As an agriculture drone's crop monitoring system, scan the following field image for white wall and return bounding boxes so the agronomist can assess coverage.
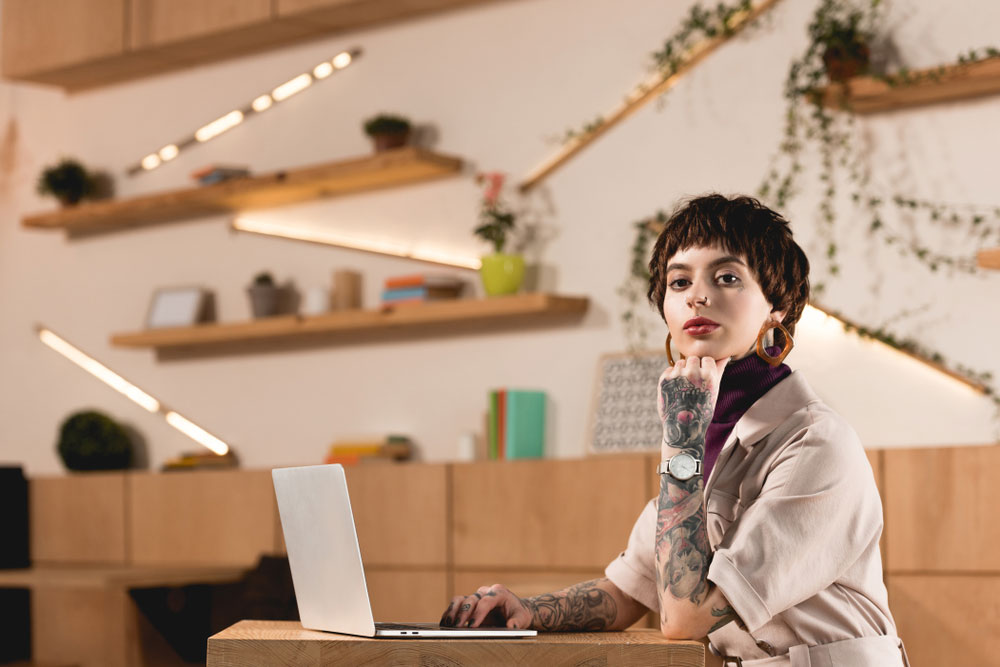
[1,0,998,475]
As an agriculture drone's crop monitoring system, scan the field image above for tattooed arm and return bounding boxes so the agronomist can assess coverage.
[656,356,744,639]
[441,578,647,631]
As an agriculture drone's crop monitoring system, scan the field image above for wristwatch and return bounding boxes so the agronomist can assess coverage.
[658,453,702,481]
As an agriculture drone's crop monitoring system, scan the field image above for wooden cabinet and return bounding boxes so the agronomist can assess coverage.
[1,0,513,91]
[1,0,126,78]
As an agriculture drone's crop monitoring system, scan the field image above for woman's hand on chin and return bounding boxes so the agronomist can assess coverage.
[657,356,730,449]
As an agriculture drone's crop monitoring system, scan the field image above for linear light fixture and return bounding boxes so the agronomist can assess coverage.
[231,216,482,270]
[37,326,230,455]
[127,48,361,176]
[801,304,987,395]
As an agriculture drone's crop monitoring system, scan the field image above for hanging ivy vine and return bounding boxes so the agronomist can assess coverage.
[554,0,754,145]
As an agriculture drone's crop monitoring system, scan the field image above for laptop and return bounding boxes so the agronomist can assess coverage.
[272,463,536,638]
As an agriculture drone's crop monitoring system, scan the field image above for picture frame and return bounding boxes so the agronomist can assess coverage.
[146,287,210,329]
[587,350,669,455]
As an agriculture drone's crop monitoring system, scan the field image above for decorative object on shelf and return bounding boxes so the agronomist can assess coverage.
[146,287,211,329]
[331,269,362,310]
[814,0,873,82]
[247,272,281,318]
[363,113,412,152]
[381,273,464,307]
[36,158,109,207]
[487,389,546,460]
[38,326,232,455]
[127,48,361,175]
[474,172,525,296]
[57,410,134,471]
[588,352,668,455]
[301,286,330,316]
[324,435,413,465]
[191,164,250,186]
[520,0,779,192]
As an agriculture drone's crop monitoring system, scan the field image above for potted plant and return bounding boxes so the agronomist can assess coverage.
[247,271,280,318]
[37,158,97,207]
[473,172,524,296]
[811,0,875,82]
[363,114,412,152]
[57,410,133,471]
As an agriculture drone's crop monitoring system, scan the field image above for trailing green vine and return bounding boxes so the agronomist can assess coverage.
[757,0,1000,288]
[554,0,753,145]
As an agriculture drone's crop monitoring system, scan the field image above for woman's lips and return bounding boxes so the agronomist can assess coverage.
[683,317,719,336]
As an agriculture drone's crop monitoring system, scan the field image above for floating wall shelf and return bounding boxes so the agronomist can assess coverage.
[22,147,463,235]
[819,56,1000,114]
[111,293,590,353]
[978,248,1000,270]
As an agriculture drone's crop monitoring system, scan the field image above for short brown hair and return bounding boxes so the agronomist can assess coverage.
[647,194,810,336]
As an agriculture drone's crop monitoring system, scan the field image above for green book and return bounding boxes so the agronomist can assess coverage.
[504,390,546,459]
[487,390,499,460]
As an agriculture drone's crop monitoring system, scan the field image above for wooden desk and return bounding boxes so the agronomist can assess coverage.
[207,620,705,666]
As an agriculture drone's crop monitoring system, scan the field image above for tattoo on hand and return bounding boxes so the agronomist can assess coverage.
[708,605,739,634]
[660,377,713,453]
[524,578,617,631]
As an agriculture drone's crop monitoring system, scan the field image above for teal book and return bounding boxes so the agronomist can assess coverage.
[504,390,546,459]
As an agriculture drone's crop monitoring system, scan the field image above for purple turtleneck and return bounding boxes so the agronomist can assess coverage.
[703,348,791,484]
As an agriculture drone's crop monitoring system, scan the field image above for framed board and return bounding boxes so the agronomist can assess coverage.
[587,351,669,454]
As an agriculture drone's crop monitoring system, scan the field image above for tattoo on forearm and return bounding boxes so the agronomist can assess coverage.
[657,377,714,617]
[523,578,618,631]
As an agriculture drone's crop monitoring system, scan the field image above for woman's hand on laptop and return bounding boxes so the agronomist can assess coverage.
[440,583,532,629]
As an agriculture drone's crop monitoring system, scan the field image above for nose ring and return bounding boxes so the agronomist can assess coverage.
[691,295,710,307]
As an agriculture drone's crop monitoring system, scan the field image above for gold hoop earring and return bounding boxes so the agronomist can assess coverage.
[665,333,685,365]
[756,320,794,367]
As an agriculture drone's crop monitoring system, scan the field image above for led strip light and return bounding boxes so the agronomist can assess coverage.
[126,48,361,176]
[38,326,230,455]
[232,216,482,270]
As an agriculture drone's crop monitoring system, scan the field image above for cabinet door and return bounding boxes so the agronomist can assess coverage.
[130,0,272,48]
[1,0,126,78]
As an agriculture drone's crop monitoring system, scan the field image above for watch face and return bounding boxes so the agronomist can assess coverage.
[669,453,697,480]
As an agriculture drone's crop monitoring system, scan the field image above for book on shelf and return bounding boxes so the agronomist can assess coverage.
[381,285,464,304]
[323,435,413,465]
[162,450,238,471]
[190,164,250,185]
[486,389,546,460]
[384,273,465,290]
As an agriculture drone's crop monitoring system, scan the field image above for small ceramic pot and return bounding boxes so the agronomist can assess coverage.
[479,253,525,296]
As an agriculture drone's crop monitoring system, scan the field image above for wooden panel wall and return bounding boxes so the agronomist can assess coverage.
[451,455,653,570]
[30,472,128,564]
[128,469,278,566]
[883,444,1000,667]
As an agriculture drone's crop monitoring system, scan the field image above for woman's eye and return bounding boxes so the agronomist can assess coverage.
[717,273,740,285]
[669,278,690,290]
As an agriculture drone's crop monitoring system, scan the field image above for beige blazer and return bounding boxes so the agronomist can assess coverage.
[605,371,908,666]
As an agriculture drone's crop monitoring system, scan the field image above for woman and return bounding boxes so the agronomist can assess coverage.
[441,194,908,666]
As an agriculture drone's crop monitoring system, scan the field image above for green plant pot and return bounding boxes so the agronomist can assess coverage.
[479,254,525,296]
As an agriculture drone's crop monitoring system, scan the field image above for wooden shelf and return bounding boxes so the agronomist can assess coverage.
[22,147,463,234]
[978,248,1000,270]
[110,293,590,352]
[819,56,1000,114]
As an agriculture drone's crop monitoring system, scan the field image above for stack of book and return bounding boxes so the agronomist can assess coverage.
[323,435,414,466]
[191,164,250,185]
[486,389,546,460]
[162,449,239,471]
[381,274,465,307]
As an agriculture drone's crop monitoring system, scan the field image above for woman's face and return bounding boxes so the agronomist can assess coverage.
[662,245,784,361]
